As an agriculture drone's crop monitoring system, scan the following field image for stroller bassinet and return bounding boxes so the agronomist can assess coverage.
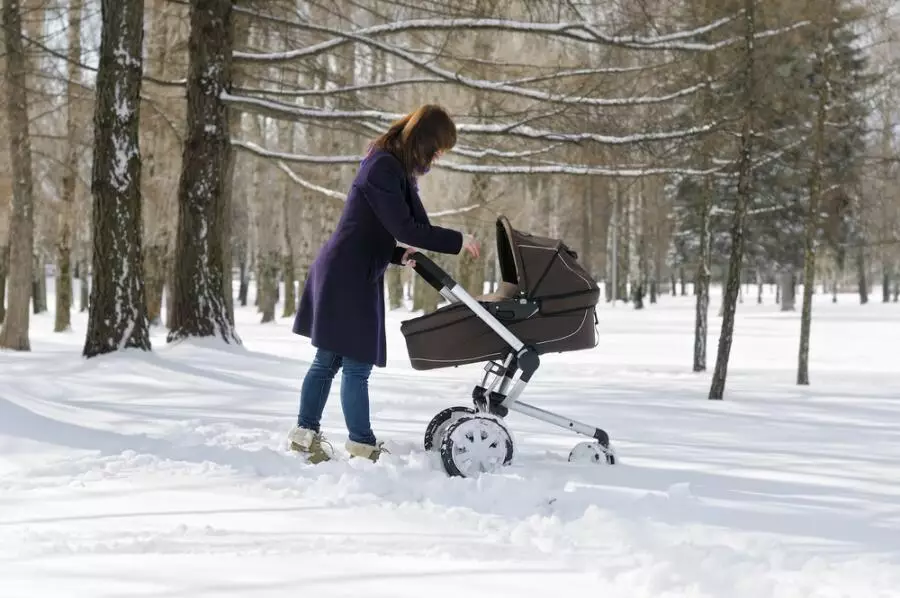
[401,216,600,370]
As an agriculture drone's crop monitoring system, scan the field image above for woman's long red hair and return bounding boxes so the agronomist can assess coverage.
[370,104,457,175]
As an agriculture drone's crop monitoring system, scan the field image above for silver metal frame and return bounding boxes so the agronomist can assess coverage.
[439,282,605,444]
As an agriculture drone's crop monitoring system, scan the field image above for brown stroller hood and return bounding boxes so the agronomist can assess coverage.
[400,216,600,370]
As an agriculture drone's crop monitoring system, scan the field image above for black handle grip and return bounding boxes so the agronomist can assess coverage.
[410,252,456,291]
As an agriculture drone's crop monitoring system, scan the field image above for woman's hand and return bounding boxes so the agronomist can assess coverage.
[400,247,417,268]
[462,233,480,259]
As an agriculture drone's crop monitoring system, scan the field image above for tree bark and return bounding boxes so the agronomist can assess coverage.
[144,246,166,325]
[237,251,249,306]
[780,269,796,311]
[32,254,47,314]
[258,251,278,323]
[83,0,151,357]
[882,266,891,304]
[79,257,89,312]
[709,0,756,400]
[168,0,239,344]
[798,4,833,386]
[0,0,36,351]
[387,267,403,309]
[0,245,7,324]
[693,38,716,373]
[856,245,867,304]
[55,0,83,332]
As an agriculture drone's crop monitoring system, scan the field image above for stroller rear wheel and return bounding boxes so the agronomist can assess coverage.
[439,415,514,477]
[424,406,475,451]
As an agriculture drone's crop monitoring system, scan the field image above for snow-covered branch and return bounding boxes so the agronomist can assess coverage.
[233,8,743,59]
[234,22,713,109]
[231,64,678,100]
[222,93,723,146]
[275,160,483,218]
[234,138,723,178]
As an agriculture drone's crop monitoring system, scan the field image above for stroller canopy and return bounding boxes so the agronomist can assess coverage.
[493,216,599,314]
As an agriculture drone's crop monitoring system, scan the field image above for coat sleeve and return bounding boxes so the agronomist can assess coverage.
[363,155,464,255]
[390,246,407,265]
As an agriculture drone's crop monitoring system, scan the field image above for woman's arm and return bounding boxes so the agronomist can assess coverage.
[363,155,463,254]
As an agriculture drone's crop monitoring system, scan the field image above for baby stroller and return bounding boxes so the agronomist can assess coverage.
[401,216,616,477]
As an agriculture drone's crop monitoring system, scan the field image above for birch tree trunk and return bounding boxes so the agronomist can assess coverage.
[709,0,756,400]
[0,0,36,351]
[55,0,82,332]
[83,0,151,357]
[168,0,239,344]
[693,39,716,373]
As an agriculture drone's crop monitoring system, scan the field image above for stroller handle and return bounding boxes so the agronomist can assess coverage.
[409,252,456,291]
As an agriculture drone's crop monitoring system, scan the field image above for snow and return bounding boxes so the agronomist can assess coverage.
[2,279,900,597]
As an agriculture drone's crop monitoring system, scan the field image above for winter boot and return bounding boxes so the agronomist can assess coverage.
[287,426,332,464]
[345,439,387,463]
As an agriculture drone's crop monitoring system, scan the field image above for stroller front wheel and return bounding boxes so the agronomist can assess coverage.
[439,415,514,477]
[568,441,616,465]
[424,406,475,451]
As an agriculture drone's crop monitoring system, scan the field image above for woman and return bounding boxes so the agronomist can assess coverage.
[287,104,480,463]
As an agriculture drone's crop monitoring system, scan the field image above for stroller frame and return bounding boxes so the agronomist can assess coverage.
[409,251,614,474]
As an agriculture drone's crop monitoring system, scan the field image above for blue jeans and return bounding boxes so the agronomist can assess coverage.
[297,348,377,446]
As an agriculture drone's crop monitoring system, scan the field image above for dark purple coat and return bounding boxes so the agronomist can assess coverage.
[293,149,463,367]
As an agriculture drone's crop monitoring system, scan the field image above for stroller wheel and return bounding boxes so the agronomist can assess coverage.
[568,441,616,465]
[424,406,475,451]
[439,416,514,478]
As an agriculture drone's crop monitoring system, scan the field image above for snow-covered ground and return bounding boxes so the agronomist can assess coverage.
[2,281,899,597]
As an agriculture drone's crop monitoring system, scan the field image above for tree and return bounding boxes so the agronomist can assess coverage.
[82,0,152,357]
[55,0,83,333]
[709,0,757,401]
[0,0,36,351]
[167,0,240,344]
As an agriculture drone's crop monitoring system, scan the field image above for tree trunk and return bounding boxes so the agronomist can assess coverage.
[54,0,82,333]
[79,257,89,312]
[282,255,296,318]
[680,266,687,296]
[856,246,867,304]
[709,0,756,401]
[0,0,36,351]
[797,6,833,386]
[780,270,796,311]
[670,272,677,296]
[144,246,166,325]
[280,160,296,319]
[0,246,7,325]
[693,186,711,372]
[757,271,763,304]
[387,267,403,310]
[882,267,891,304]
[258,251,278,323]
[168,0,239,344]
[893,281,898,303]
[82,0,151,357]
[693,40,715,373]
[633,283,644,310]
[32,254,47,314]
[238,253,249,306]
